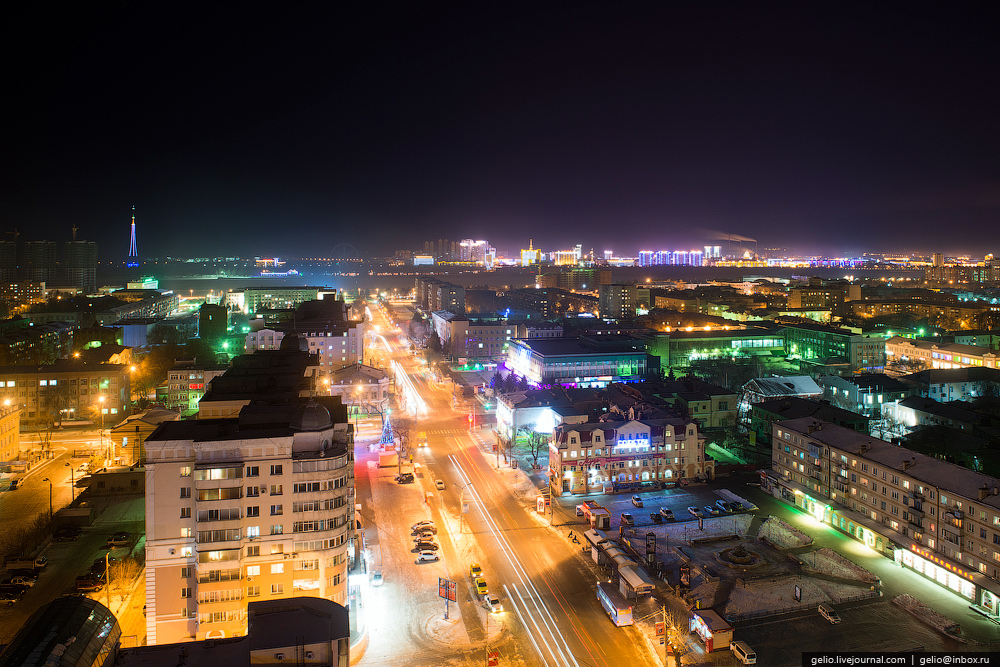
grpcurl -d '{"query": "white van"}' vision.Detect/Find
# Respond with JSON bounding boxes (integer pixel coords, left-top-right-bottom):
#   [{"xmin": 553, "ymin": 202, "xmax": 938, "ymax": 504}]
[
  {"xmin": 730, "ymin": 641, "xmax": 756, "ymax": 665},
  {"xmin": 818, "ymin": 603, "xmax": 841, "ymax": 624}
]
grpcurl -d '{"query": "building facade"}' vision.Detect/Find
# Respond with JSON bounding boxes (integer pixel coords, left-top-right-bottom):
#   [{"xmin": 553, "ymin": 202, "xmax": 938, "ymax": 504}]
[
  {"xmin": 143, "ymin": 398, "xmax": 355, "ymax": 644},
  {"xmin": 886, "ymin": 336, "xmax": 998, "ymax": 371},
  {"xmin": 167, "ymin": 362, "xmax": 230, "ymax": 413},
  {"xmin": 506, "ymin": 336, "xmax": 653, "ymax": 388},
  {"xmin": 0, "ymin": 403, "xmax": 22, "ymax": 466},
  {"xmin": 0, "ymin": 361, "xmax": 131, "ymax": 427},
  {"xmin": 550, "ymin": 418, "xmax": 713, "ymax": 495},
  {"xmin": 767, "ymin": 417, "xmax": 1000, "ymax": 619}
]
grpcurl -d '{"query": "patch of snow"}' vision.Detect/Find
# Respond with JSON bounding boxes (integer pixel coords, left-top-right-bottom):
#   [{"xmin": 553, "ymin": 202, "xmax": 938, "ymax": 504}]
[
  {"xmin": 799, "ymin": 547, "xmax": 879, "ymax": 584},
  {"xmin": 757, "ymin": 516, "xmax": 813, "ymax": 549},
  {"xmin": 893, "ymin": 594, "xmax": 963, "ymax": 640}
]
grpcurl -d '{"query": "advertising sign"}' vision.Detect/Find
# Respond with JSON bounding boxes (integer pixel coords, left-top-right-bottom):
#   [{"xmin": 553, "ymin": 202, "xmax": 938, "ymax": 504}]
[{"xmin": 438, "ymin": 577, "xmax": 457, "ymax": 602}]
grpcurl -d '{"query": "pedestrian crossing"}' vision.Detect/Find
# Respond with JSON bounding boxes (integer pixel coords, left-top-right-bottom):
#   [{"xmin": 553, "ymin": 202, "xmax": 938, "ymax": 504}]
[{"xmin": 428, "ymin": 428, "xmax": 467, "ymax": 435}]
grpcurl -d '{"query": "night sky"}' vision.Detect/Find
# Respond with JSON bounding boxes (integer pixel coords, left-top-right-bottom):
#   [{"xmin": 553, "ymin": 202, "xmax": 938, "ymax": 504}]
[{"xmin": 2, "ymin": 3, "xmax": 998, "ymax": 259}]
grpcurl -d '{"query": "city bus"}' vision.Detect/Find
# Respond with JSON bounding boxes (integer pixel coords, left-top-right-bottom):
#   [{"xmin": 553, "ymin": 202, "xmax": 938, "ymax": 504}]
[{"xmin": 597, "ymin": 582, "xmax": 633, "ymax": 626}]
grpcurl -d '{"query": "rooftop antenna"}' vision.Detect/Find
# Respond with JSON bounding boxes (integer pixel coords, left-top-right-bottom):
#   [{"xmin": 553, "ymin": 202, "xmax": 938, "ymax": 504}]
[
  {"xmin": 71, "ymin": 223, "xmax": 78, "ymax": 242},
  {"xmin": 127, "ymin": 204, "xmax": 138, "ymax": 267}
]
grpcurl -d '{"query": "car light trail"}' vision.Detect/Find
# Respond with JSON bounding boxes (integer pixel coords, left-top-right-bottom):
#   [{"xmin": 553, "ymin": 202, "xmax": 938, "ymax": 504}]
[{"xmin": 450, "ymin": 455, "xmax": 581, "ymax": 667}]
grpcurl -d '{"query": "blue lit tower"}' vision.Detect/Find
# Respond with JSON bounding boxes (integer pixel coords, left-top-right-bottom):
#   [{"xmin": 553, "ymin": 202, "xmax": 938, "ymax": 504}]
[{"xmin": 127, "ymin": 205, "xmax": 138, "ymax": 268}]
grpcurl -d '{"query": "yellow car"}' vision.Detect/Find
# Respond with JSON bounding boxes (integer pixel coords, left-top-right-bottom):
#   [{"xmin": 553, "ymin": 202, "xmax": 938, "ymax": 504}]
[
  {"xmin": 474, "ymin": 578, "xmax": 488, "ymax": 596},
  {"xmin": 470, "ymin": 563, "xmax": 483, "ymax": 579}
]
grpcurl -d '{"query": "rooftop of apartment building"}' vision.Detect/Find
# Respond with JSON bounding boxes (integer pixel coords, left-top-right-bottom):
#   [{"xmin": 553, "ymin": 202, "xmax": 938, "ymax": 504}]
[
  {"xmin": 886, "ymin": 336, "xmax": 994, "ymax": 355},
  {"xmin": 900, "ymin": 367, "xmax": 1000, "ymax": 386},
  {"xmin": 895, "ymin": 395, "xmax": 988, "ymax": 425},
  {"xmin": 823, "ymin": 373, "xmax": 909, "ymax": 392},
  {"xmin": 744, "ymin": 375, "xmax": 823, "ymax": 398},
  {"xmin": 498, "ymin": 385, "xmax": 604, "ymax": 410},
  {"xmin": 553, "ymin": 416, "xmax": 696, "ymax": 443},
  {"xmin": 779, "ymin": 417, "xmax": 1000, "ymax": 510},
  {"xmin": 0, "ymin": 358, "xmax": 130, "ymax": 374},
  {"xmin": 755, "ymin": 396, "xmax": 868, "ymax": 423},
  {"xmin": 147, "ymin": 396, "xmax": 350, "ymax": 447},
  {"xmin": 200, "ymin": 341, "xmax": 318, "ymax": 403},
  {"xmin": 115, "ymin": 598, "xmax": 350, "ymax": 667}
]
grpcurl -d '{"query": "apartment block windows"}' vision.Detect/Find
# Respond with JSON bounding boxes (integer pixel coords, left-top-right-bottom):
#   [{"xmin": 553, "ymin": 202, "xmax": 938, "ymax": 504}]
[{"xmin": 270, "ymin": 465, "xmax": 283, "ymax": 476}]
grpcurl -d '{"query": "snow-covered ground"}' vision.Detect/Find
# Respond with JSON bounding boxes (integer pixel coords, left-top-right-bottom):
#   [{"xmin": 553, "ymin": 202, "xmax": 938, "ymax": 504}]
[
  {"xmin": 721, "ymin": 575, "xmax": 876, "ymax": 617},
  {"xmin": 757, "ymin": 516, "xmax": 814, "ymax": 549},
  {"xmin": 799, "ymin": 547, "xmax": 880, "ymax": 584},
  {"xmin": 893, "ymin": 594, "xmax": 963, "ymax": 640}
]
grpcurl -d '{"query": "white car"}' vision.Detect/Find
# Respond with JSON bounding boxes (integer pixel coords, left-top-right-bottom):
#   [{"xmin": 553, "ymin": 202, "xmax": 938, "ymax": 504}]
[
  {"xmin": 416, "ymin": 551, "xmax": 440, "ymax": 563},
  {"xmin": 687, "ymin": 506, "xmax": 704, "ymax": 518},
  {"xmin": 412, "ymin": 520, "xmax": 435, "ymax": 531},
  {"xmin": 371, "ymin": 571, "xmax": 383, "ymax": 587},
  {"xmin": 484, "ymin": 594, "xmax": 503, "ymax": 613}
]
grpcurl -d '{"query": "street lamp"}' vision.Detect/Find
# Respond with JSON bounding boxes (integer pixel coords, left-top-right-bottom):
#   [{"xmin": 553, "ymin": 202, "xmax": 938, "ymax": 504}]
[
  {"xmin": 66, "ymin": 462, "xmax": 75, "ymax": 502},
  {"xmin": 97, "ymin": 396, "xmax": 108, "ymax": 464},
  {"xmin": 42, "ymin": 477, "xmax": 52, "ymax": 520}
]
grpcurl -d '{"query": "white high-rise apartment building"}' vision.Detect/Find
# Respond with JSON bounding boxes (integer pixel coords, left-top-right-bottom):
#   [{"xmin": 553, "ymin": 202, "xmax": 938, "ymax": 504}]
[{"xmin": 144, "ymin": 398, "xmax": 355, "ymax": 644}]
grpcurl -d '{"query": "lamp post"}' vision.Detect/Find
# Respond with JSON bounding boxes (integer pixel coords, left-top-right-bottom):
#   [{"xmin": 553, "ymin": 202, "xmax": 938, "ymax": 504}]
[
  {"xmin": 66, "ymin": 462, "xmax": 75, "ymax": 502},
  {"xmin": 97, "ymin": 396, "xmax": 107, "ymax": 464},
  {"xmin": 42, "ymin": 477, "xmax": 52, "ymax": 520}
]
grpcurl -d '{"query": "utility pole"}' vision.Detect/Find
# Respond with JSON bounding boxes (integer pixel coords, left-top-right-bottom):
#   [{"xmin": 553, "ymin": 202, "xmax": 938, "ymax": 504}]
[{"xmin": 105, "ymin": 551, "xmax": 111, "ymax": 611}]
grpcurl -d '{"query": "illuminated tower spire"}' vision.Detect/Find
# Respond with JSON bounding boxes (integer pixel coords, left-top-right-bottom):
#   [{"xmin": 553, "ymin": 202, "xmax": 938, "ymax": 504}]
[{"xmin": 127, "ymin": 205, "xmax": 138, "ymax": 268}]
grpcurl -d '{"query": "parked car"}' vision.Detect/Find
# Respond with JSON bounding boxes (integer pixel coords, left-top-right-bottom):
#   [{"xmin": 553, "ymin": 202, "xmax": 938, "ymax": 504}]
[
  {"xmin": 716, "ymin": 500, "xmax": 732, "ymax": 512},
  {"xmin": 620, "ymin": 513, "xmax": 635, "ymax": 526},
  {"xmin": 435, "ymin": 479, "xmax": 446, "ymax": 491},
  {"xmin": 631, "ymin": 495, "xmax": 643, "ymax": 508},
  {"xmin": 412, "ymin": 531, "xmax": 435, "ymax": 543},
  {"xmin": 1, "ymin": 575, "xmax": 36, "ymax": 588},
  {"xmin": 371, "ymin": 571, "xmax": 384, "ymax": 587},
  {"xmin": 474, "ymin": 578, "xmax": 488, "ymax": 596},
  {"xmin": 659, "ymin": 508, "xmax": 675, "ymax": 521},
  {"xmin": 0, "ymin": 584, "xmax": 27, "ymax": 605},
  {"xmin": 412, "ymin": 542, "xmax": 439, "ymax": 552},
  {"xmin": 395, "ymin": 473, "xmax": 415, "ymax": 484},
  {"xmin": 730, "ymin": 501, "xmax": 746, "ymax": 512},
  {"xmin": 75, "ymin": 576, "xmax": 103, "ymax": 593},
  {"xmin": 54, "ymin": 526, "xmax": 82, "ymax": 542},
  {"xmin": 416, "ymin": 551, "xmax": 440, "ymax": 563},
  {"xmin": 705, "ymin": 505, "xmax": 720, "ymax": 516},
  {"xmin": 9, "ymin": 479, "xmax": 21, "ymax": 490},
  {"xmin": 412, "ymin": 520, "xmax": 435, "ymax": 531},
  {"xmin": 650, "ymin": 513, "xmax": 662, "ymax": 523},
  {"xmin": 412, "ymin": 525, "xmax": 437, "ymax": 535},
  {"xmin": 106, "ymin": 531, "xmax": 131, "ymax": 547},
  {"xmin": 470, "ymin": 563, "xmax": 483, "ymax": 579},
  {"xmin": 484, "ymin": 594, "xmax": 503, "ymax": 613},
  {"xmin": 687, "ymin": 506, "xmax": 703, "ymax": 518}
]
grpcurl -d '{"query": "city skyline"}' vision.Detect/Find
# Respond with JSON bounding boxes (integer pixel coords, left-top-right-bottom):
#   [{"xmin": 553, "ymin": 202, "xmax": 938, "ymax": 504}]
[{"xmin": 2, "ymin": 4, "xmax": 998, "ymax": 259}]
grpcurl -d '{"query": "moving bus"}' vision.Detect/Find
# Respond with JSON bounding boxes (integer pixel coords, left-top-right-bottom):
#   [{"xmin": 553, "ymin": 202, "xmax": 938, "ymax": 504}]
[{"xmin": 597, "ymin": 582, "xmax": 633, "ymax": 626}]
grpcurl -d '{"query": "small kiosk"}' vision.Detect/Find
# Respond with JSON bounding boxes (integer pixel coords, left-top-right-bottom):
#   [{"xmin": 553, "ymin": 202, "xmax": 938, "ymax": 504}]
[{"xmin": 690, "ymin": 609, "xmax": 733, "ymax": 653}]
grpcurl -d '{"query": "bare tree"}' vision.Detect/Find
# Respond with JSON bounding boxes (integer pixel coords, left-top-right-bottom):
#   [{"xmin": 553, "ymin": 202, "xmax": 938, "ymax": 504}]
[
  {"xmin": 518, "ymin": 424, "xmax": 549, "ymax": 470},
  {"xmin": 110, "ymin": 557, "xmax": 142, "ymax": 602}
]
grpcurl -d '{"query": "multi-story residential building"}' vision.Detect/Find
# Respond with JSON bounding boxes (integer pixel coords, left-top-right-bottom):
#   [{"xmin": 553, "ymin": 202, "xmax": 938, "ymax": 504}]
[
  {"xmin": 167, "ymin": 361, "xmax": 230, "ymax": 413},
  {"xmin": 550, "ymin": 417, "xmax": 713, "ymax": 495},
  {"xmin": 851, "ymin": 299, "xmax": 989, "ymax": 326},
  {"xmin": 430, "ymin": 312, "xmax": 525, "ymax": 362},
  {"xmin": 502, "ymin": 288, "xmax": 599, "ymax": 319},
  {"xmin": 525, "ymin": 323, "xmax": 564, "ymax": 339},
  {"xmin": 749, "ymin": 397, "xmax": 869, "ymax": 452},
  {"xmin": 506, "ymin": 335, "xmax": 654, "ymax": 388},
  {"xmin": 0, "ymin": 360, "xmax": 130, "ymax": 427},
  {"xmin": 224, "ymin": 287, "xmax": 326, "ymax": 315},
  {"xmin": 817, "ymin": 374, "xmax": 910, "ymax": 417},
  {"xmin": 885, "ymin": 336, "xmax": 998, "ymax": 371},
  {"xmin": 62, "ymin": 240, "xmax": 98, "ymax": 293},
  {"xmin": 0, "ymin": 321, "xmax": 75, "ymax": 365},
  {"xmin": 925, "ymin": 264, "xmax": 1000, "ymax": 284},
  {"xmin": 0, "ymin": 403, "xmax": 22, "ymax": 466},
  {"xmin": 766, "ymin": 417, "xmax": 1000, "ymax": 618},
  {"xmin": 0, "ymin": 281, "xmax": 46, "ymax": 312},
  {"xmin": 598, "ymin": 284, "xmax": 638, "ymax": 320},
  {"xmin": 143, "ymin": 396, "xmax": 355, "ymax": 644},
  {"xmin": 899, "ymin": 367, "xmax": 1000, "ymax": 403},
  {"xmin": 787, "ymin": 279, "xmax": 860, "ymax": 312},
  {"xmin": 784, "ymin": 322, "xmax": 886, "ymax": 374},
  {"xmin": 244, "ymin": 300, "xmax": 366, "ymax": 378},
  {"xmin": 954, "ymin": 331, "xmax": 1000, "ymax": 349},
  {"xmin": 413, "ymin": 277, "xmax": 466, "ymax": 314},
  {"xmin": 22, "ymin": 241, "xmax": 57, "ymax": 284},
  {"xmin": 651, "ymin": 379, "xmax": 739, "ymax": 429}
]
